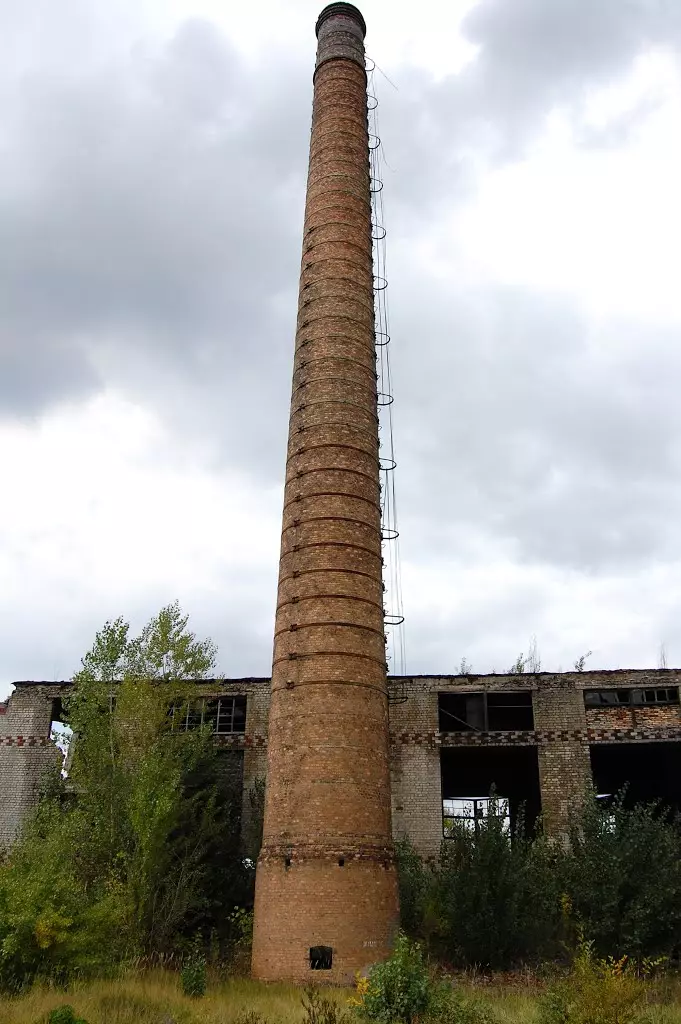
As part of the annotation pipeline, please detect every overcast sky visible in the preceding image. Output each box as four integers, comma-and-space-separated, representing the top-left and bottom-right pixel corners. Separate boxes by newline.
3, 0, 681, 697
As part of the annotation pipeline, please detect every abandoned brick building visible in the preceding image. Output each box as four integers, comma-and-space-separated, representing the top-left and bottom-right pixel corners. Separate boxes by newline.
2, 667, 681, 861
5, 0, 681, 987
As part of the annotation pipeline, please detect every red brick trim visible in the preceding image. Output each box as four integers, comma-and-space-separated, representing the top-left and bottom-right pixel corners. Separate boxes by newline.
0, 735, 52, 746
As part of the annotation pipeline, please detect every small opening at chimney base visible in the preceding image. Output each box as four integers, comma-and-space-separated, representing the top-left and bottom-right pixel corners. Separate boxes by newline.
285, 857, 291, 868
338, 857, 345, 867
310, 946, 333, 970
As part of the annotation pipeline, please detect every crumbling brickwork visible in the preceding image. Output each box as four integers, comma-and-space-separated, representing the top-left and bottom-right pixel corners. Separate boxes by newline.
0, 683, 63, 847
389, 678, 442, 861
533, 675, 592, 835
5, 670, 681, 859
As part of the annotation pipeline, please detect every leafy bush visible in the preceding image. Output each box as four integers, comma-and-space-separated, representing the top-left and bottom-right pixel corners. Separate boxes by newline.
565, 794, 681, 961
352, 936, 495, 1024
180, 938, 207, 997
394, 839, 434, 939
396, 791, 681, 970
434, 799, 561, 968
538, 939, 646, 1024
47, 1007, 88, 1024
227, 906, 254, 974
352, 933, 435, 1024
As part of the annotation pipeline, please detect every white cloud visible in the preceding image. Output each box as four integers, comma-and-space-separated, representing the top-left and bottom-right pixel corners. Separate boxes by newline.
456, 50, 681, 323
4, 0, 681, 694
0, 393, 280, 696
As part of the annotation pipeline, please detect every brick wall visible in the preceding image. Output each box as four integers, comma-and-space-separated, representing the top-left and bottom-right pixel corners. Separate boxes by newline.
242, 682, 270, 858
532, 675, 592, 835
4, 670, 681, 859
389, 679, 442, 860
0, 683, 64, 848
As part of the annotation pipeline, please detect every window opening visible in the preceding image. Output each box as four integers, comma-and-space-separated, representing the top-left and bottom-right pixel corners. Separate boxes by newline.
443, 797, 510, 837
487, 691, 533, 730
590, 742, 681, 816
438, 691, 533, 732
585, 688, 679, 707
310, 946, 333, 970
170, 695, 247, 734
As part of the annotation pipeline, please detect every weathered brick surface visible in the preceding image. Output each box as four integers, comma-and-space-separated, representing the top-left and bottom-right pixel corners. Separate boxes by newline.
0, 684, 63, 848
242, 683, 271, 858
586, 705, 681, 729
532, 676, 591, 835
6, 668, 681, 956
389, 679, 442, 860
251, 3, 399, 984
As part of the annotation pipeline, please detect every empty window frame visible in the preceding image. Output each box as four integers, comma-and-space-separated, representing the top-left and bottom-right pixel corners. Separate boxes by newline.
438, 691, 533, 732
443, 797, 510, 837
170, 695, 247, 734
309, 946, 333, 970
584, 688, 679, 708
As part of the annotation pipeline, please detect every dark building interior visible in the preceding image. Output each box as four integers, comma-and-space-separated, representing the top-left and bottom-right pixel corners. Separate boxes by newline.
440, 746, 542, 834
438, 691, 534, 732
590, 742, 681, 813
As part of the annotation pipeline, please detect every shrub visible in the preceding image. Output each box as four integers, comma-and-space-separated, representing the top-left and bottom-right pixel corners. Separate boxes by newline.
426, 990, 497, 1024
227, 906, 254, 974
564, 793, 681, 961
394, 839, 433, 939
435, 799, 561, 968
352, 933, 434, 1024
47, 1008, 88, 1024
302, 986, 350, 1024
180, 939, 206, 997
538, 939, 646, 1024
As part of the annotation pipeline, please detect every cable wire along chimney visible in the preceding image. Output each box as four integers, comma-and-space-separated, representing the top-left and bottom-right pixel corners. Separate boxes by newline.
251, 2, 400, 984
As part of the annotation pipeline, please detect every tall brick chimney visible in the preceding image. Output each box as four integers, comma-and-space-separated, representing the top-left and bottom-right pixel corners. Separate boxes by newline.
251, 2, 399, 984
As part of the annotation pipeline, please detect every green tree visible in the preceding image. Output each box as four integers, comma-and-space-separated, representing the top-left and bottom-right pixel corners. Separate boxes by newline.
0, 603, 250, 990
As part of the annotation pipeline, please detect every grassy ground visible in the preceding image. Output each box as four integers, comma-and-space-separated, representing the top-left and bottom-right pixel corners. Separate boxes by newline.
4, 971, 681, 1024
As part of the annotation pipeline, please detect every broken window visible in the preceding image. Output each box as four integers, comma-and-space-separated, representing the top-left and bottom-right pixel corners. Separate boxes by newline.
309, 946, 333, 970
438, 691, 533, 732
487, 692, 534, 730
438, 694, 484, 732
169, 696, 247, 734
443, 797, 510, 837
585, 687, 679, 708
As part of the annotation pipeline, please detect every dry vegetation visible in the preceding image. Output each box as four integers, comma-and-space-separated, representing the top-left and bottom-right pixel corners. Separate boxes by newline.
4, 971, 681, 1024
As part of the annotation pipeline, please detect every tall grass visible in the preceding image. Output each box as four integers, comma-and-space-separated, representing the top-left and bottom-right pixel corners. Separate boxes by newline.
4, 970, 681, 1024
0, 973, 315, 1024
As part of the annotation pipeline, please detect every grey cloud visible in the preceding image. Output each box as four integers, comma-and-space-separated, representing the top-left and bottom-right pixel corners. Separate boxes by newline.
4, 0, 681, 684
0, 16, 309, 456
0, 570, 277, 693
391, 268, 681, 574
374, 0, 681, 218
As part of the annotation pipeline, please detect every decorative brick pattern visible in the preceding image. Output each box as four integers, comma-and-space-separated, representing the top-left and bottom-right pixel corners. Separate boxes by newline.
388, 683, 442, 861
586, 705, 681, 730
5, 667, 681, 925
0, 684, 62, 847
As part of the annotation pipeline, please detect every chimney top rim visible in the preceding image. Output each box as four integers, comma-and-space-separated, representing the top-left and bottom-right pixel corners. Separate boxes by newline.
315, 3, 366, 40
